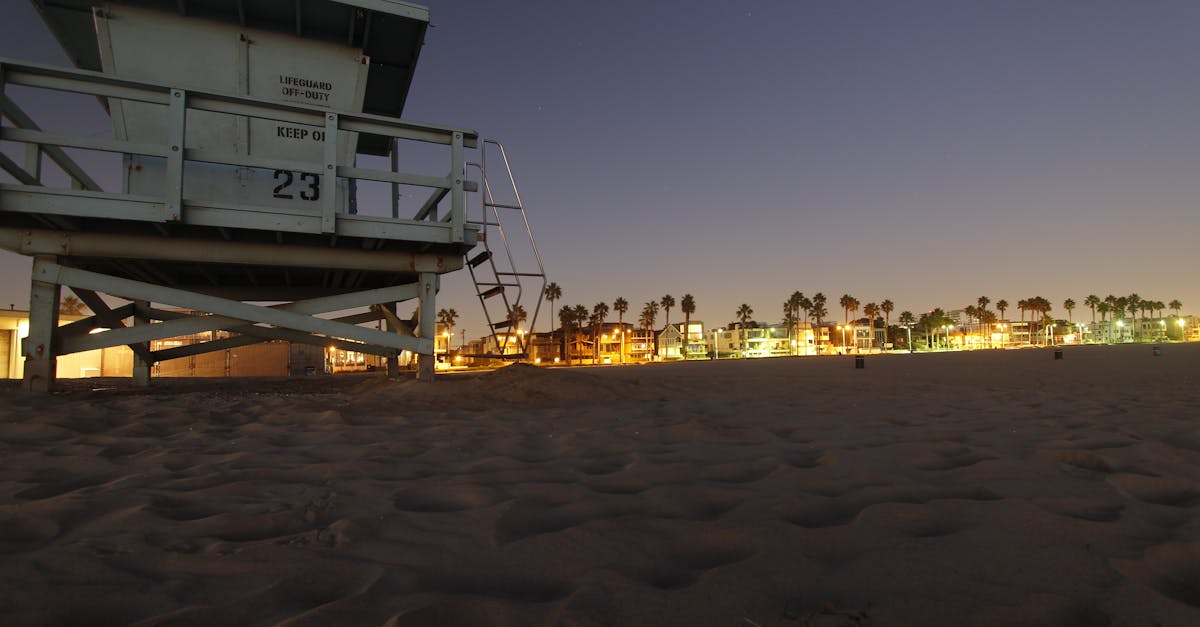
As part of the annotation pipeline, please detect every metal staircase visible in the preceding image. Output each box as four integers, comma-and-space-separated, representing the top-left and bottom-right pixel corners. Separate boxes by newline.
465, 140, 547, 358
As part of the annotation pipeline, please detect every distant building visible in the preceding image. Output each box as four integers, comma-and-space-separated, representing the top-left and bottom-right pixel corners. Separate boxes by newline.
711, 322, 810, 358
658, 321, 707, 360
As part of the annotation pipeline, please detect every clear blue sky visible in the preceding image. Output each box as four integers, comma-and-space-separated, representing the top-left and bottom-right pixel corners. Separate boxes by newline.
3, 0, 1198, 337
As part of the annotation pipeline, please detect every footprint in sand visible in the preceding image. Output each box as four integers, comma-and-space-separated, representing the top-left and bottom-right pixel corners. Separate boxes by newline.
582, 474, 653, 495
392, 484, 509, 512
1032, 497, 1125, 522
493, 496, 645, 544
644, 485, 744, 521
1144, 542, 1200, 608
852, 501, 970, 538
614, 530, 759, 590
776, 485, 1001, 529
912, 445, 994, 471
149, 494, 226, 521
417, 567, 575, 603
1039, 449, 1116, 474
700, 457, 780, 484
576, 455, 632, 476
781, 448, 836, 469
1106, 474, 1200, 507
0, 514, 61, 553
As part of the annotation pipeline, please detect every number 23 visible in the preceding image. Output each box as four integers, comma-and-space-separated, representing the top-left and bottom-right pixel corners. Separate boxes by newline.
273, 170, 320, 201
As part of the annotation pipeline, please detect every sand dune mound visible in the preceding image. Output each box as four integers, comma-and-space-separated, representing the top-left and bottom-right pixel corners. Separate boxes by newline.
353, 364, 655, 407
464, 363, 653, 405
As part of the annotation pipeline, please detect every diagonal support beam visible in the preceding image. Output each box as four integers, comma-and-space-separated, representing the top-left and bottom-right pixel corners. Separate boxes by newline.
38, 262, 433, 355
56, 303, 136, 337
69, 288, 154, 363
372, 303, 414, 336
151, 311, 386, 361
62, 283, 420, 353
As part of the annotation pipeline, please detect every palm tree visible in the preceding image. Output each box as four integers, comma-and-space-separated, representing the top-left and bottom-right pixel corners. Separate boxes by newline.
1017, 299, 1029, 322
810, 293, 828, 349
737, 303, 753, 325
613, 297, 629, 363
1169, 299, 1183, 316
660, 294, 675, 338
839, 294, 857, 325
898, 310, 916, 350
642, 301, 660, 357
572, 304, 589, 360
735, 303, 753, 355
591, 302, 609, 361
863, 302, 879, 352
786, 291, 803, 347
437, 308, 458, 351
544, 282, 562, 360
880, 299, 894, 345
1063, 298, 1076, 323
558, 305, 575, 364
996, 299, 1008, 321
782, 301, 799, 356
680, 294, 696, 359
811, 293, 827, 321
1127, 294, 1141, 341
1084, 295, 1100, 323
976, 296, 990, 315
1098, 301, 1111, 323
60, 294, 87, 316
510, 304, 528, 355
1030, 296, 1052, 344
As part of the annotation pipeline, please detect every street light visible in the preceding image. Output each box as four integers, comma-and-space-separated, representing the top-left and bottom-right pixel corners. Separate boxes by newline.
712, 328, 723, 360
837, 324, 847, 353
1178, 318, 1187, 341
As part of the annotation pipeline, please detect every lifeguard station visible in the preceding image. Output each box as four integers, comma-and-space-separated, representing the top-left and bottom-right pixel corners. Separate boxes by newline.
1, 0, 546, 391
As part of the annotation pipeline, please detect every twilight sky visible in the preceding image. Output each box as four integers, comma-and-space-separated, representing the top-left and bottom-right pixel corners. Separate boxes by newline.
3, 0, 1199, 338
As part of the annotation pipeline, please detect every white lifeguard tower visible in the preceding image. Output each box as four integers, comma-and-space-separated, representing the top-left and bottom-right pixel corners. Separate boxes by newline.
1, 0, 546, 391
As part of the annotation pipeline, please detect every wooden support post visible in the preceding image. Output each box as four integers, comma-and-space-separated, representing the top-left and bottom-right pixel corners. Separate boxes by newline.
23, 256, 60, 393
417, 272, 436, 382
450, 131, 465, 243
384, 302, 400, 378
131, 299, 151, 386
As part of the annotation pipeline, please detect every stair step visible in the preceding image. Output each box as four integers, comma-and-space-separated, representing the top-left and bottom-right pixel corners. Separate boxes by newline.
494, 272, 545, 277
468, 250, 492, 267
484, 202, 523, 210
480, 286, 505, 298
491, 319, 513, 329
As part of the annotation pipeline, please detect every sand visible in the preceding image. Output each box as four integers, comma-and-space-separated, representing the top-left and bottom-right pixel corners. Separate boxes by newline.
1, 343, 1199, 626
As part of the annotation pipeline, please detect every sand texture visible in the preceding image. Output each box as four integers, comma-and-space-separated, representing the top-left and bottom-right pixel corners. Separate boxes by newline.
2, 344, 1199, 626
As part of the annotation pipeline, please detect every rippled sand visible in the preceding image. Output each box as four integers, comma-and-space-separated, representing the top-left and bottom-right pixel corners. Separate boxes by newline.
2, 343, 1198, 626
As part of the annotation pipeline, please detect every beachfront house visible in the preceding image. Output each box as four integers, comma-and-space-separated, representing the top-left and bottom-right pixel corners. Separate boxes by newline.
657, 321, 707, 360
711, 322, 794, 358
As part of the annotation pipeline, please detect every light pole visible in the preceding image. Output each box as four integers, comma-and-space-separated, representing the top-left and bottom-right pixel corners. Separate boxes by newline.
906, 324, 913, 353
712, 328, 722, 360
837, 324, 846, 353
1178, 318, 1187, 342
